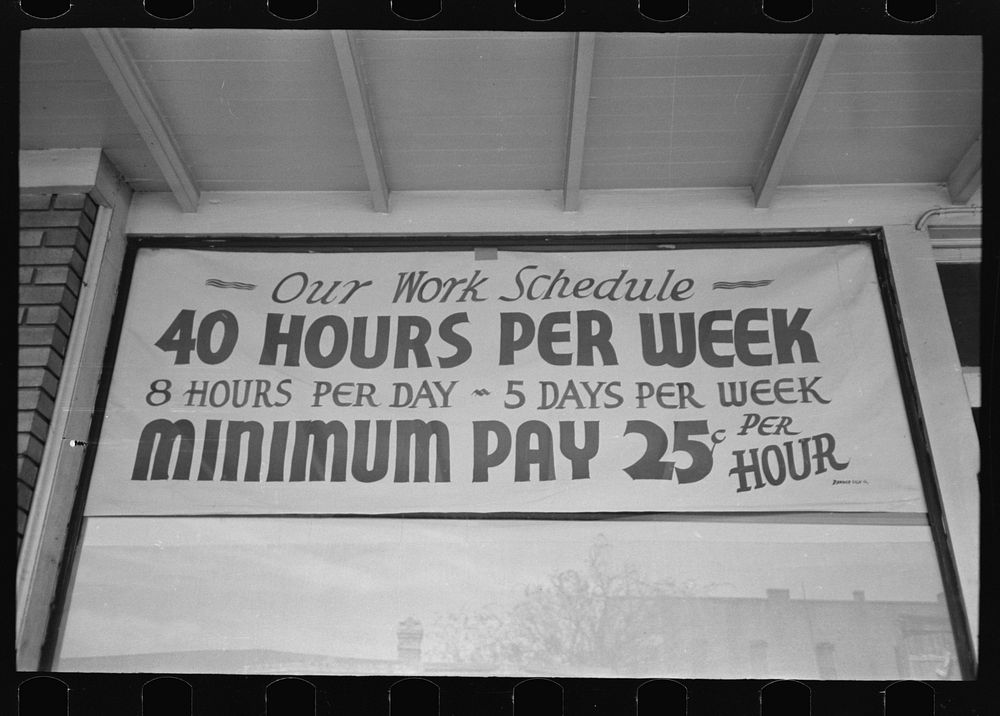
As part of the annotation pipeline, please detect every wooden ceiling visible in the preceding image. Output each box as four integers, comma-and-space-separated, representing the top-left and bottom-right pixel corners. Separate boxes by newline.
20, 29, 981, 211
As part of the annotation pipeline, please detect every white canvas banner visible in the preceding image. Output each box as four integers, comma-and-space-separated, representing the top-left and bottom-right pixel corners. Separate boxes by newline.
84, 242, 927, 515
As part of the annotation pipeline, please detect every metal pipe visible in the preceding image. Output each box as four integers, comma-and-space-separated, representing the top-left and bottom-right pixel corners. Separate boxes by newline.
915, 206, 982, 231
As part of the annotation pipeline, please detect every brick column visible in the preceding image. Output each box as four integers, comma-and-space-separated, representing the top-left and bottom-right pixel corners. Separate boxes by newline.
18, 192, 98, 552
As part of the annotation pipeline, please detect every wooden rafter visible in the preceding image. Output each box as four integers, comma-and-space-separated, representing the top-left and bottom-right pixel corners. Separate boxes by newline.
331, 30, 389, 214
563, 32, 596, 212
948, 135, 981, 204
753, 34, 838, 208
82, 28, 199, 213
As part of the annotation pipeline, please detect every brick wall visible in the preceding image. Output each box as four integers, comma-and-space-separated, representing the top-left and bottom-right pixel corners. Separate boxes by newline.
18, 192, 98, 552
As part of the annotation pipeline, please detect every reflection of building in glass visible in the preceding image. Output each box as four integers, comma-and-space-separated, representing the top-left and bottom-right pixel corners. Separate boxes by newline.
396, 617, 424, 666
898, 615, 960, 680
640, 589, 955, 680
57, 615, 430, 675
426, 588, 957, 679
55, 591, 955, 680
749, 639, 769, 678
815, 641, 837, 679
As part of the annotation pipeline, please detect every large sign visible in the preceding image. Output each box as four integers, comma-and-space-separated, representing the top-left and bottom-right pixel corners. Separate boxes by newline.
84, 241, 927, 515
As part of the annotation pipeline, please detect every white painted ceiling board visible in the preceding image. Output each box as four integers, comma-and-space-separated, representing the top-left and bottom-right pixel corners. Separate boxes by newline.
157, 105, 356, 136
18, 30, 983, 197
674, 33, 808, 55
356, 30, 574, 191
130, 59, 340, 84
365, 81, 572, 116
128, 179, 175, 193
595, 33, 806, 57
20, 127, 147, 153
376, 114, 561, 137
356, 57, 574, 82
588, 74, 796, 99
583, 34, 806, 189
357, 30, 569, 59
786, 127, 981, 185
20, 29, 108, 81
386, 131, 560, 152
586, 93, 782, 119
671, 143, 766, 164
388, 149, 567, 167
195, 179, 350, 191
116, 28, 368, 192
827, 34, 981, 72
184, 152, 365, 180
803, 105, 980, 130
120, 28, 328, 61
594, 53, 802, 79
582, 164, 749, 190
19, 102, 136, 132
671, 164, 759, 187
136, 79, 353, 107
821, 71, 981, 94
20, 81, 122, 107
783, 35, 981, 186
20, 29, 172, 192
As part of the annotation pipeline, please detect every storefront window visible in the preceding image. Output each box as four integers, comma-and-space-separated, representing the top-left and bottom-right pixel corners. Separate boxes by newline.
46, 236, 966, 679
56, 517, 955, 679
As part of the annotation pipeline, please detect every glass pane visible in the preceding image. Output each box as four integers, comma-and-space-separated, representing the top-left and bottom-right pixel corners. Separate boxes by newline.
54, 516, 958, 679
936, 263, 980, 367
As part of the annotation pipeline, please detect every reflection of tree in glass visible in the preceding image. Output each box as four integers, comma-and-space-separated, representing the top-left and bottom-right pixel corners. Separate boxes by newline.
428, 535, 720, 675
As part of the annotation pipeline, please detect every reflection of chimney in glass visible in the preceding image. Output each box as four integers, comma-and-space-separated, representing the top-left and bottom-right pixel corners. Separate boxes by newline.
397, 617, 424, 664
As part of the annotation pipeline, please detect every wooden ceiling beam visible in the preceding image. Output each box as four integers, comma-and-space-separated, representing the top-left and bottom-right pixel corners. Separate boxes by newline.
82, 28, 199, 213
563, 32, 596, 212
331, 30, 389, 214
947, 135, 981, 205
753, 34, 838, 208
